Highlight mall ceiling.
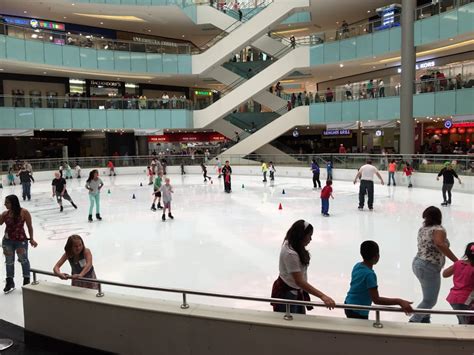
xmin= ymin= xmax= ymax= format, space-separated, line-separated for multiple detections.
xmin=1 ymin=0 xmax=395 ymax=45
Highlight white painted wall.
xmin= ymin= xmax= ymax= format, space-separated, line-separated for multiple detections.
xmin=3 ymin=164 xmax=472 ymax=193
xmin=23 ymin=283 xmax=474 ymax=355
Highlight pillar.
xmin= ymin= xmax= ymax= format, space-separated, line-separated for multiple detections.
xmin=400 ymin=0 xmax=416 ymax=154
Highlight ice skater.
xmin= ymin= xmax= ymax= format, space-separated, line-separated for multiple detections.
xmin=75 ymin=163 xmax=81 ymax=178
xmin=311 ymin=159 xmax=321 ymax=189
xmin=353 ymin=160 xmax=384 ymax=211
xmin=403 ymin=162 xmax=414 ymax=188
xmin=181 ymin=163 xmax=186 ymax=175
xmin=326 ymin=160 xmax=333 ymax=180
xmin=201 ymin=163 xmax=212 ymax=183
xmin=52 ymin=172 xmax=77 ymax=212
xmin=17 ymin=165 xmax=34 ymax=201
xmin=147 ymin=166 xmax=154 ymax=185
xmin=151 ymin=171 xmax=163 ymax=211
xmin=85 ymin=169 xmax=104 ymax=222
xmin=261 ymin=161 xmax=268 ymax=182
xmin=1 ymin=194 xmax=38 ymax=293
xmin=437 ymin=162 xmax=462 ymax=206
xmin=320 ymin=180 xmax=334 ymax=217
xmin=107 ymin=160 xmax=116 ymax=176
xmin=269 ymin=161 xmax=276 ymax=181
xmin=160 ymin=177 xmax=174 ymax=221
xmin=215 ymin=158 xmax=222 ymax=178
xmin=222 ymin=161 xmax=232 ymax=193
xmin=64 ymin=162 xmax=73 ymax=179
xmin=387 ymin=160 xmax=397 ymax=186
xmin=7 ymin=168 xmax=15 ymax=186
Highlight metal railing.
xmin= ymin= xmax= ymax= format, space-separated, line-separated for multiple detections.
xmin=29 ymin=269 xmax=474 ymax=328
xmin=276 ymin=76 xmax=473 ymax=106
xmin=0 ymin=94 xmax=196 ymax=110
xmin=0 ymin=23 xmax=198 ymax=55
xmin=2 ymin=154 xmax=474 ymax=176
xmin=285 ymin=0 xmax=473 ymax=46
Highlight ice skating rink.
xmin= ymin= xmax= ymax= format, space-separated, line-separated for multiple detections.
xmin=1 ymin=172 xmax=473 ymax=326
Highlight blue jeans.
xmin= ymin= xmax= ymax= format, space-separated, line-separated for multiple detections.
xmin=2 ymin=238 xmax=30 ymax=278
xmin=388 ymin=172 xmax=396 ymax=185
xmin=451 ymin=304 xmax=472 ymax=325
xmin=273 ymin=290 xmax=306 ymax=315
xmin=410 ymin=257 xmax=442 ymax=323
xmin=22 ymin=182 xmax=31 ymax=200
xmin=321 ymin=198 xmax=329 ymax=214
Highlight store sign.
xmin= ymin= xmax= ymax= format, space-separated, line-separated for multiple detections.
xmin=375 ymin=130 xmax=383 ymax=137
xmin=132 ymin=36 xmax=179 ymax=48
xmin=453 ymin=122 xmax=474 ymax=128
xmin=148 ymin=132 xmax=227 ymax=143
xmin=292 ymin=129 xmax=300 ymax=138
xmin=90 ymin=80 xmax=122 ymax=87
xmin=415 ymin=61 xmax=435 ymax=70
xmin=2 ymin=16 xmax=65 ymax=31
xmin=323 ymin=129 xmax=352 ymax=136
xmin=444 ymin=119 xmax=453 ymax=129
xmin=194 ymin=90 xmax=212 ymax=96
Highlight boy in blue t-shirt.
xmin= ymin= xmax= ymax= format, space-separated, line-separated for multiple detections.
xmin=344 ymin=241 xmax=413 ymax=319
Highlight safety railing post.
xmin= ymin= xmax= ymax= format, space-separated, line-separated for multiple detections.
xmin=32 ymin=271 xmax=39 ymax=285
xmin=373 ymin=310 xmax=383 ymax=328
xmin=181 ymin=293 xmax=190 ymax=309
xmin=283 ymin=303 xmax=293 ymax=321
xmin=96 ymin=283 xmax=104 ymax=298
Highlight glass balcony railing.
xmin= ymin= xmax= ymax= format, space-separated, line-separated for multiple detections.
xmin=0 ymin=95 xmax=195 ymax=110
xmin=2 ymin=154 xmax=474 ymax=176
xmin=273 ymin=76 xmax=473 ymax=108
xmin=0 ymin=23 xmax=198 ymax=55
xmin=274 ymin=0 xmax=473 ymax=46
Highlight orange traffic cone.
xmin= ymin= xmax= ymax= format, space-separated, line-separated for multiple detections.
xmin=278 ymin=203 xmax=282 ymax=210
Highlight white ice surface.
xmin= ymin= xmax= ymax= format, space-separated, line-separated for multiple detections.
xmin=0 ymin=173 xmax=473 ymax=326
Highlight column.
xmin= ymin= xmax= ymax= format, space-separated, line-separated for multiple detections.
xmin=400 ymin=0 xmax=416 ymax=155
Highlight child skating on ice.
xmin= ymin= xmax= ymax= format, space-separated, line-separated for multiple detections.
xmin=151 ymin=172 xmax=163 ymax=211
xmin=147 ymin=166 xmax=154 ymax=185
xmin=320 ymin=180 xmax=334 ymax=217
xmin=201 ymin=163 xmax=211 ymax=183
xmin=403 ymin=162 xmax=414 ymax=188
xmin=160 ymin=177 xmax=174 ymax=221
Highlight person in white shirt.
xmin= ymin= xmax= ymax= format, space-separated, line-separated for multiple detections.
xmin=353 ymin=160 xmax=384 ymax=210
xmin=271 ymin=220 xmax=336 ymax=314
xmin=161 ymin=93 xmax=170 ymax=109
xmin=344 ymin=82 xmax=352 ymax=100
xmin=379 ymin=80 xmax=385 ymax=97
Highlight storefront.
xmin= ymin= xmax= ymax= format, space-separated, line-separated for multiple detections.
xmin=147 ymin=132 xmax=227 ymax=155
xmin=316 ymin=52 xmax=474 ymax=101
xmin=422 ymin=118 xmax=474 ymax=154
xmin=191 ymin=89 xmax=217 ymax=109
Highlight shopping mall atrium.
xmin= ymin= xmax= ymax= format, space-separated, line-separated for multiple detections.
xmin=0 ymin=0 xmax=473 ymax=353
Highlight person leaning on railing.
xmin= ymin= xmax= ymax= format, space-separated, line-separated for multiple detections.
xmin=271 ymin=220 xmax=335 ymax=314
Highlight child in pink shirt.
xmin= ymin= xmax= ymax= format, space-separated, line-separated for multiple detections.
xmin=443 ymin=243 xmax=474 ymax=324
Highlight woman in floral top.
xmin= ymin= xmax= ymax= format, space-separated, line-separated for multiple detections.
xmin=409 ymin=206 xmax=458 ymax=323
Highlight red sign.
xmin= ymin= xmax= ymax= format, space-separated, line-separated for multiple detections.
xmin=453 ymin=122 xmax=474 ymax=128
xmin=449 ymin=128 xmax=457 ymax=134
xmin=148 ymin=132 xmax=227 ymax=143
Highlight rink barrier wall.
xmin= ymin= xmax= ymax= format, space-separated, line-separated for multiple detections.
xmin=3 ymin=165 xmax=473 ymax=194
xmin=23 ymin=283 xmax=474 ymax=355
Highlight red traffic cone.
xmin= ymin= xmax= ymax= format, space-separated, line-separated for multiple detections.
xmin=278 ymin=203 xmax=282 ymax=210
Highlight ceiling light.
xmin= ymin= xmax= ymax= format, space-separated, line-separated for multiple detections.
xmin=73 ymin=13 xmax=146 ymax=22
xmin=367 ymin=10 xmax=371 ymax=13
xmin=147 ymin=29 xmax=152 ymax=32
xmin=273 ymin=27 xmax=309 ymax=35
xmin=72 ymin=3 xmax=75 ymax=5
xmin=339 ymin=63 xmax=344 ymax=68
xmin=43 ymin=71 xmax=47 ymax=74
xmin=449 ymin=38 xmax=454 ymax=41
xmin=0 ymin=69 xmax=4 ymax=71
xmin=64 ymin=17 xmax=67 ymax=19
xmin=23 ymin=11 xmax=27 ymax=14
xmin=182 ymin=35 xmax=185 ymax=38
xmin=100 ymin=22 xmax=104 ymax=25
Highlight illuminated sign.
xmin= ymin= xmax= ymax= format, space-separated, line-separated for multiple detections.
xmin=194 ymin=90 xmax=212 ymax=96
xmin=2 ymin=16 xmax=65 ymax=31
xmin=444 ymin=119 xmax=453 ymax=129
xmin=90 ymin=80 xmax=122 ymax=87
xmin=453 ymin=122 xmax=474 ymax=128
xmin=148 ymin=132 xmax=227 ymax=143
xmin=323 ymin=129 xmax=352 ymax=136
xmin=416 ymin=61 xmax=435 ymax=70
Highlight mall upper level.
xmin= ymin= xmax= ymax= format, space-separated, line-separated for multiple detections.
xmin=0 ymin=0 xmax=472 ymax=75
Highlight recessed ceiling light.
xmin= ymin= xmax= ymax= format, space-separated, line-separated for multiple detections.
xmin=147 ymin=29 xmax=152 ymax=32
xmin=100 ymin=22 xmax=104 ymax=25
xmin=64 ymin=16 xmax=67 ymax=19
xmin=72 ymin=3 xmax=75 ymax=5
xmin=182 ymin=35 xmax=185 ymax=38
xmin=23 ymin=11 xmax=27 ymax=14
xmin=0 ymin=68 xmax=4 ymax=71
xmin=449 ymin=38 xmax=454 ymax=41
xmin=367 ymin=10 xmax=371 ymax=13
xmin=372 ymin=66 xmax=376 ymax=69
xmin=43 ymin=71 xmax=47 ymax=74
xmin=339 ymin=63 xmax=344 ymax=68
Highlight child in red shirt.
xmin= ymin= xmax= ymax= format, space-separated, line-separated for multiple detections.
xmin=403 ymin=162 xmax=414 ymax=188
xmin=107 ymin=161 xmax=116 ymax=176
xmin=320 ymin=180 xmax=334 ymax=217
